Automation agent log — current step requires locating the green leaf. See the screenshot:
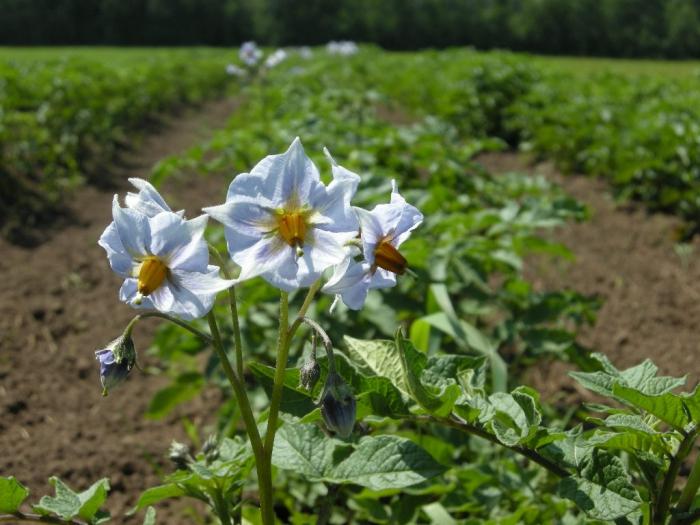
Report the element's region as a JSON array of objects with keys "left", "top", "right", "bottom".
[
  {"left": 146, "top": 372, "right": 204, "bottom": 419},
  {"left": 129, "top": 484, "right": 185, "bottom": 515},
  {"left": 558, "top": 449, "right": 641, "bottom": 520},
  {"left": 331, "top": 434, "right": 446, "bottom": 490},
  {"left": 482, "top": 388, "right": 541, "bottom": 446},
  {"left": 344, "top": 337, "right": 408, "bottom": 393},
  {"left": 271, "top": 423, "right": 341, "bottom": 480},
  {"left": 0, "top": 477, "right": 29, "bottom": 513},
  {"left": 612, "top": 384, "right": 688, "bottom": 431},
  {"left": 249, "top": 362, "right": 317, "bottom": 418},
  {"left": 570, "top": 353, "right": 686, "bottom": 402},
  {"left": 272, "top": 423, "right": 445, "bottom": 490},
  {"left": 34, "top": 477, "right": 110, "bottom": 522}
]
